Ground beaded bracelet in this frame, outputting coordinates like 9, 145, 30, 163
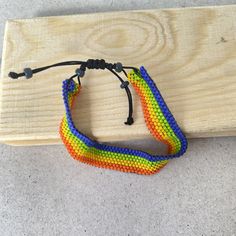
9, 59, 187, 175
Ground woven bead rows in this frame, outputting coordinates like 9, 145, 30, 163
59, 67, 187, 175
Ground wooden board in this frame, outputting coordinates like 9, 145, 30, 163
0, 5, 236, 146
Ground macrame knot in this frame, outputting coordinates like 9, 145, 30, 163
86, 59, 106, 70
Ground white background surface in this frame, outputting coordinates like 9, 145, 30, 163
0, 1, 236, 235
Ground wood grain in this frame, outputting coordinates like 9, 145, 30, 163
0, 5, 236, 146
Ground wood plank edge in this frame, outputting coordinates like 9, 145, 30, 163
1, 130, 236, 146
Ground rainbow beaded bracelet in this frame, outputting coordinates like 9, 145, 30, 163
9, 59, 187, 175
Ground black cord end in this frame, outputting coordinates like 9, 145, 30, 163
125, 117, 134, 125
8, 72, 19, 79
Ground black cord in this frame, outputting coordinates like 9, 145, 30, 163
122, 69, 128, 77
123, 66, 139, 72
68, 74, 78, 80
8, 59, 135, 125
107, 68, 134, 125
32, 61, 84, 74
107, 68, 124, 83
8, 61, 84, 79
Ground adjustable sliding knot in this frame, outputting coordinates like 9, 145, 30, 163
77, 59, 123, 72
75, 59, 123, 79
86, 59, 106, 70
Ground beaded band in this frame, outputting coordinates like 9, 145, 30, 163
9, 59, 188, 175
60, 66, 187, 175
